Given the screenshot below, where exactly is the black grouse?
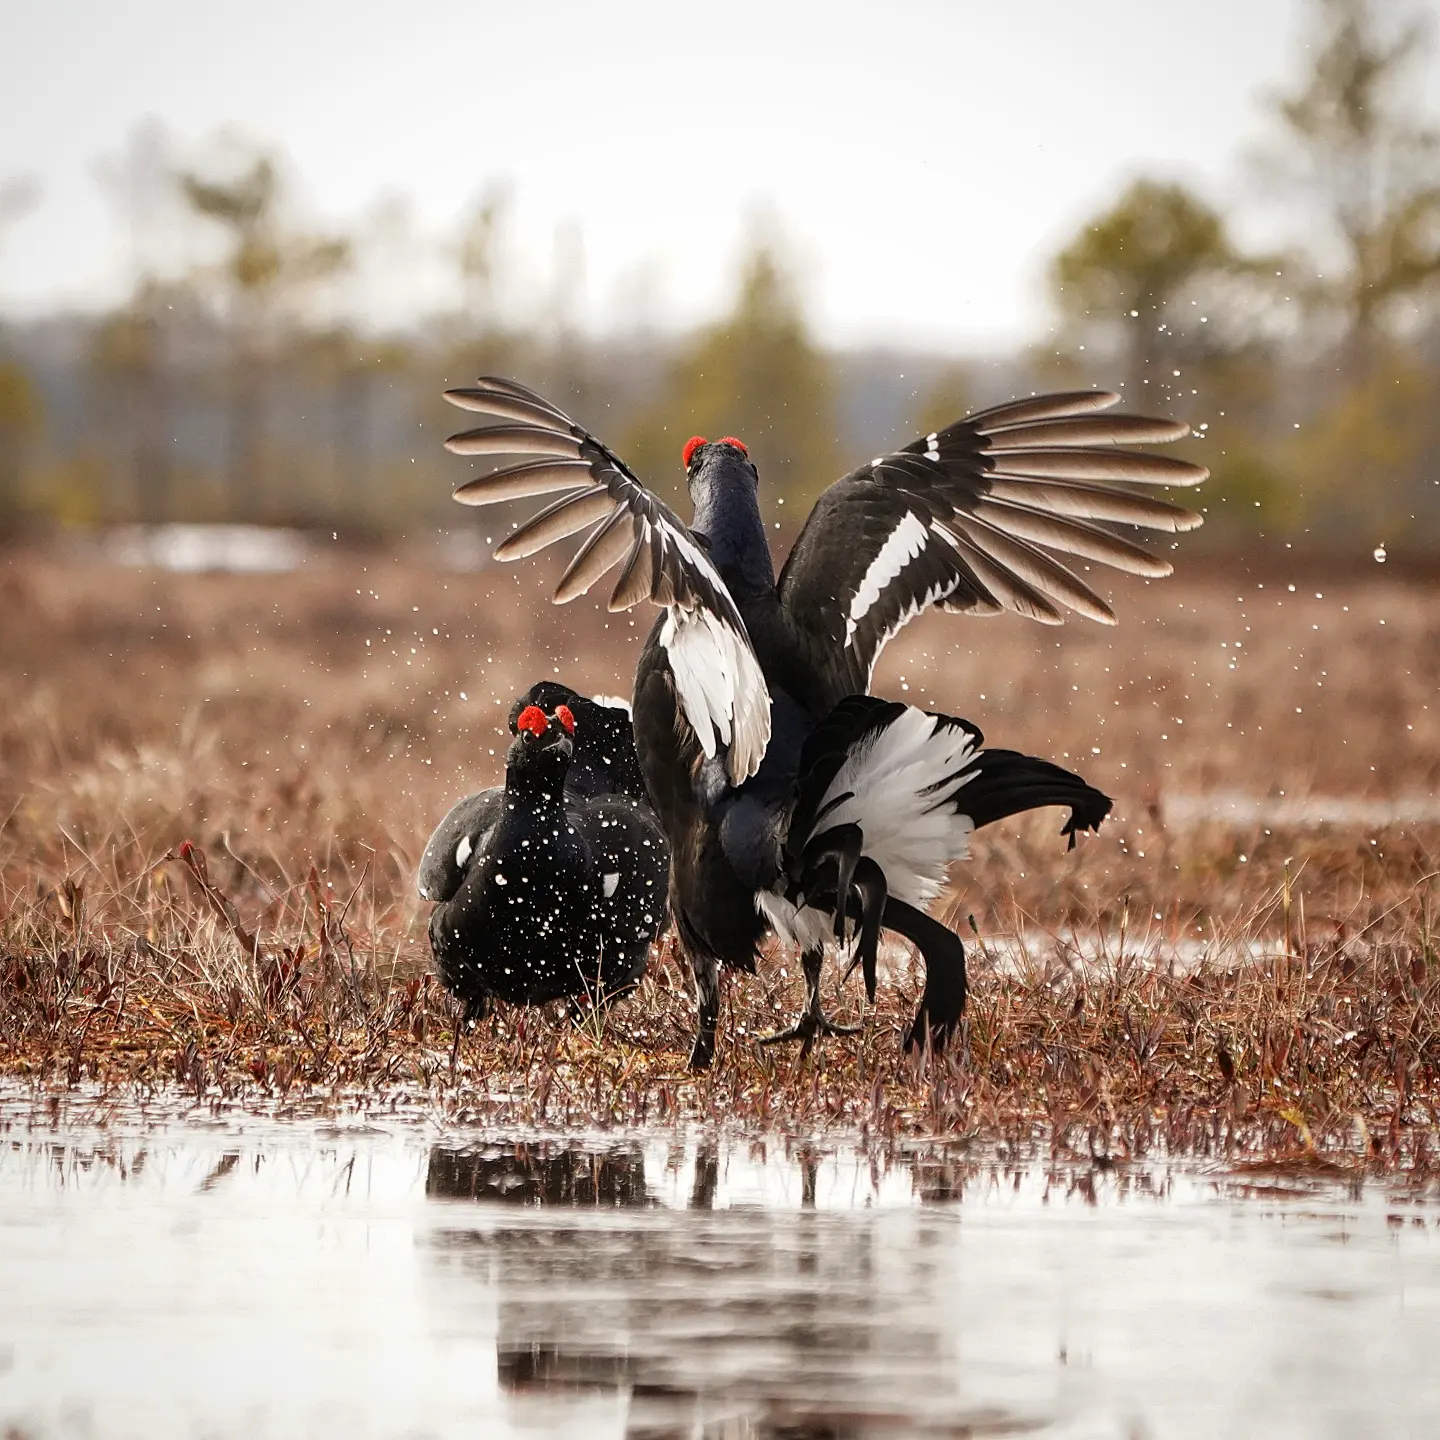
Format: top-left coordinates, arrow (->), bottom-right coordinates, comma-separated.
423,686 -> 669,1020
418,681 -> 650,904
440,378 -> 1206,1064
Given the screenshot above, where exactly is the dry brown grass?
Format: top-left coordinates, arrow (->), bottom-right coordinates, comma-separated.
1,540 -> 1437,1170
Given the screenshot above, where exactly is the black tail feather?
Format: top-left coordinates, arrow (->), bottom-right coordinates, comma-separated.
958,749 -> 1112,849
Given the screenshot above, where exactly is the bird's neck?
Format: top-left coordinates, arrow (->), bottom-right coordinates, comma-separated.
504,765 -> 566,806
691,477 -> 775,599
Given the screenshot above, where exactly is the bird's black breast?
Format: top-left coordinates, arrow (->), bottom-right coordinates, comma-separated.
429,797 -> 597,1007
632,605 -> 828,972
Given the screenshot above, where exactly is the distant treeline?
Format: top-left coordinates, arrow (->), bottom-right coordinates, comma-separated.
0,0 -> 1437,554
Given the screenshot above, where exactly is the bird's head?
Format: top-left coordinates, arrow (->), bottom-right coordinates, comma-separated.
505,702 -> 576,789
682,435 -> 773,593
683,434 -> 756,504
509,682 -> 618,736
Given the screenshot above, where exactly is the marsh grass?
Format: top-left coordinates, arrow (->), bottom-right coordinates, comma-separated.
1,543 -> 1437,1172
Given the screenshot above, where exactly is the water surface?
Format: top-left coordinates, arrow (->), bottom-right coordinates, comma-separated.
2,1094 -> 1437,1439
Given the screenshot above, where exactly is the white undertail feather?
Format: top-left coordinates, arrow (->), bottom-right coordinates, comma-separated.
811,709 -> 981,907
756,890 -> 841,953
659,605 -> 772,784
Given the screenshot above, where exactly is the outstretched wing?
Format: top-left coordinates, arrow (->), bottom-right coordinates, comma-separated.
776,391 -> 1207,701
443,378 -> 770,784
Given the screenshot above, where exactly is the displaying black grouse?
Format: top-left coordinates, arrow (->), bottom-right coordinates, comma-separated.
424,688 -> 668,1019
440,378 -> 1206,1064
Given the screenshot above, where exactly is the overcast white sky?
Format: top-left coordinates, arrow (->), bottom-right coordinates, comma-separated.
2,0 -> 1438,348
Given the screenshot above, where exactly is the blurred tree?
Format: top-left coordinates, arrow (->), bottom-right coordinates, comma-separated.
438,184 -> 528,405
456,182 -> 513,331
0,175 -> 43,533
908,361 -> 976,437
93,123 -> 192,523
1279,351 -> 1439,545
539,218 -> 590,405
89,286 -> 167,522
0,363 -> 41,533
1047,178 -> 1301,534
625,238 -> 836,511
1262,0 -> 1440,372
1241,0 -> 1440,545
179,145 -> 350,522
1049,178 -> 1274,403
298,324 -> 413,532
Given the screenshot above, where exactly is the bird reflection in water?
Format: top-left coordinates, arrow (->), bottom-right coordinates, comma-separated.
425,1141 -> 652,1208
422,1141 -> 1013,1440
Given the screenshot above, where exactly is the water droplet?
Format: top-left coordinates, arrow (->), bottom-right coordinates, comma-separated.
1373,546 -> 1387,563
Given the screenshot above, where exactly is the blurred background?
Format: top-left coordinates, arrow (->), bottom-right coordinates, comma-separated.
1,0 -> 1437,556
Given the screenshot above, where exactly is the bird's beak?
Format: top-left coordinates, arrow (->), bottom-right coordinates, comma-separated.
533,722 -> 572,757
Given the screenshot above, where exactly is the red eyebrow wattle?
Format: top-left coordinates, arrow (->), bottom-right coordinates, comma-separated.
682,436 -> 707,468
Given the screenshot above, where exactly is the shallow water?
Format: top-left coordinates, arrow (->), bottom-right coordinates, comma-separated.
1162,789 -> 1440,829
2,1096 -> 1438,1439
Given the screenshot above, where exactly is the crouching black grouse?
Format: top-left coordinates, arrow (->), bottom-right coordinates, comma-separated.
422,685 -> 668,1020
440,378 -> 1206,1065
418,682 -> 649,904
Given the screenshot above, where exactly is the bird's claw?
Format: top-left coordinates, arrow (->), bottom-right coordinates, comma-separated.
757,1010 -> 862,1053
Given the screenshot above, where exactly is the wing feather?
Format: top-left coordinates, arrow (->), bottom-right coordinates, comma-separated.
777,390 -> 1205,703
443,379 -> 771,783
974,499 -> 1175,578
608,528 -> 657,611
984,478 -> 1203,531
938,513 -> 1117,625
444,424 -> 584,459
493,486 -> 614,560
960,391 -> 1121,428
453,459 -> 593,505
442,387 -> 576,428
986,447 -> 1205,485
554,506 -> 637,604
935,529 -> 1067,625
980,414 -> 1191,447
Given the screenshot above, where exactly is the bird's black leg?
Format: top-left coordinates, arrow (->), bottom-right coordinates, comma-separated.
836,856 -> 889,1003
882,898 -> 968,1054
688,948 -> 721,1071
758,945 -> 862,1053
449,989 -> 489,1073
792,825 -> 863,944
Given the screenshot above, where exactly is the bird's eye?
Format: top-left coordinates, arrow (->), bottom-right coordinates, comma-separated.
555,704 -> 576,734
682,436 -> 707,469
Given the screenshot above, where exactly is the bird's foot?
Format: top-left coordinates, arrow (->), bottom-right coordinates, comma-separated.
688,1029 -> 717,1071
757,1009 -> 862,1054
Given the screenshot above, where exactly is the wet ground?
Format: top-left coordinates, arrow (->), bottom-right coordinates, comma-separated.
2,1092 -> 1438,1439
